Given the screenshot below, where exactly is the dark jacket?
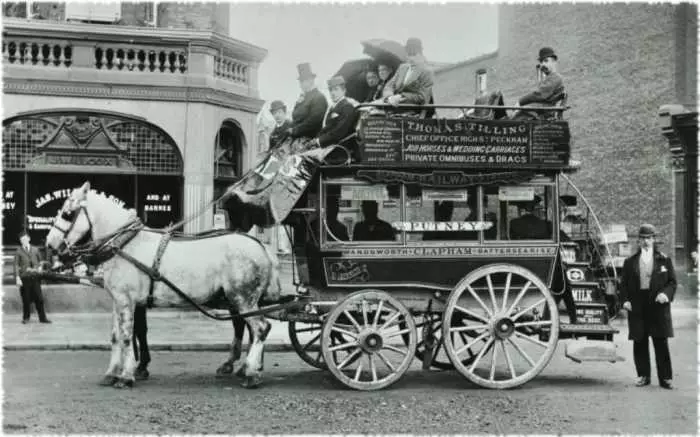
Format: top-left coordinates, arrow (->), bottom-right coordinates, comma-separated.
352,219 -> 396,242
509,214 -> 551,240
519,71 -> 565,106
269,120 -> 291,150
318,97 -> 357,148
619,249 -> 677,340
14,245 -> 42,279
290,88 -> 328,139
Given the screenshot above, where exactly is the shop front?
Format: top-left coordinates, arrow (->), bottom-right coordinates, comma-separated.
2,109 -> 183,248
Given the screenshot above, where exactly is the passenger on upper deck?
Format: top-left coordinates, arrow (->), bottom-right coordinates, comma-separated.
363,68 -> 380,103
268,100 -> 291,150
511,47 -> 565,121
509,197 -> 551,240
353,200 -> 396,242
374,63 -> 395,100
382,38 -> 434,117
287,63 -> 329,140
309,76 -> 358,150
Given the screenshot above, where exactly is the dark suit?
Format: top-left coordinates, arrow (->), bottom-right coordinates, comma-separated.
352,220 -> 396,242
269,120 -> 291,150
619,249 -> 677,381
290,88 -> 328,139
14,245 -> 49,322
509,214 -> 551,240
318,98 -> 358,148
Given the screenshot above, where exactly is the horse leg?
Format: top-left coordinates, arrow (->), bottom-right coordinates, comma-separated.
217,309 -> 246,375
114,297 -> 137,389
99,305 -> 122,386
240,314 -> 271,389
133,305 -> 150,380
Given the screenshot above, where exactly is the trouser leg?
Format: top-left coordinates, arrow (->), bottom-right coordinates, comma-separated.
633,338 -> 651,378
19,284 -> 31,321
652,337 -> 672,381
30,281 -> 49,322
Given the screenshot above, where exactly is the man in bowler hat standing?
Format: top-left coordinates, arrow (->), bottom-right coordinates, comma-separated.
287,63 -> 328,140
14,230 -> 51,324
312,75 -> 358,150
268,100 -> 291,150
620,224 -> 677,389
512,47 -> 565,120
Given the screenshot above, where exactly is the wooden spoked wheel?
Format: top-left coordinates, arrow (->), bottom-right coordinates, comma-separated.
288,321 -> 327,369
289,320 -> 358,370
321,290 -> 417,391
443,264 -> 560,389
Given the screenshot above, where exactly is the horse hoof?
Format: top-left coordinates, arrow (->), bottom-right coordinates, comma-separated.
234,363 -> 247,378
216,363 -> 234,375
113,379 -> 134,389
98,376 -> 118,386
134,368 -> 150,380
241,375 -> 262,389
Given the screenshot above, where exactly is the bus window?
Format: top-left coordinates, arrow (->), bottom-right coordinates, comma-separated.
403,187 -> 481,243
484,184 -> 556,241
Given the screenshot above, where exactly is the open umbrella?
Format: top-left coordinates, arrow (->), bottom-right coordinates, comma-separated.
361,39 -> 407,70
335,58 -> 376,102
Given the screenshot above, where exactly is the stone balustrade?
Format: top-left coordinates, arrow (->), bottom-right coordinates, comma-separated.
2,18 -> 267,100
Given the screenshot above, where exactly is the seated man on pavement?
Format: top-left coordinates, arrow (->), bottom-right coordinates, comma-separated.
309,75 -> 358,152
352,200 -> 396,242
511,47 -> 565,121
380,37 -> 434,118
509,196 -> 552,240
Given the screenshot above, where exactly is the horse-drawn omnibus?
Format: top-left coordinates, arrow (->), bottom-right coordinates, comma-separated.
44,101 -> 625,391
278,103 -> 624,390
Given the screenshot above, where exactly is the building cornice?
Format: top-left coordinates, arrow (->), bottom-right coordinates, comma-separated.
2,17 -> 268,63
3,78 -> 265,114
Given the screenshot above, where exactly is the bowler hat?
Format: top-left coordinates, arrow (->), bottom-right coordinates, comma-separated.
327,75 -> 346,89
406,37 -> 423,56
297,62 -> 316,80
637,223 -> 657,237
538,47 -> 558,62
269,100 -> 286,113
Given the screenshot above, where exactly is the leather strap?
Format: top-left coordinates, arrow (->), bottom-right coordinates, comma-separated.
146,232 -> 172,308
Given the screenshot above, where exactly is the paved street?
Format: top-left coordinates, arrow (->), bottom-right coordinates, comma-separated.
3,305 -> 697,434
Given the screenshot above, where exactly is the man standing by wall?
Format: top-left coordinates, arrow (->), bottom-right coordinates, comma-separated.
14,230 -> 51,324
620,224 -> 677,389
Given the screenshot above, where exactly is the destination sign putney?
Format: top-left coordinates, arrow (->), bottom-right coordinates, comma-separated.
358,118 -> 570,168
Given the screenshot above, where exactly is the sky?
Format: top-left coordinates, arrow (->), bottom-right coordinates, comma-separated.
227,3 -> 499,127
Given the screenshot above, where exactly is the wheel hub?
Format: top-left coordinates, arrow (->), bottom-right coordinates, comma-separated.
358,330 -> 384,353
493,317 -> 515,340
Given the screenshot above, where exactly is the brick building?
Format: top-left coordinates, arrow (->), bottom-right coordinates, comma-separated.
433,3 -> 697,266
2,2 -> 267,251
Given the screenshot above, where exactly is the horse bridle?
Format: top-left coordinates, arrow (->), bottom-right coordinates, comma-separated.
51,204 -> 94,254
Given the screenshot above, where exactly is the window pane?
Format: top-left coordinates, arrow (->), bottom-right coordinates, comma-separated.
323,183 -> 400,243
2,172 -> 25,246
404,186 -> 481,242
484,184 -> 555,241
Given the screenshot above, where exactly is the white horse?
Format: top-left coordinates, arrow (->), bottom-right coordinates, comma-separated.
45,182 -> 281,388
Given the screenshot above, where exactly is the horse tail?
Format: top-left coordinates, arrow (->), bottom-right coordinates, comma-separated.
260,242 -> 282,303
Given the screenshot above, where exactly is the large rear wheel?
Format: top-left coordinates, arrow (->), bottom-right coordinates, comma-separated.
443,264 -> 559,389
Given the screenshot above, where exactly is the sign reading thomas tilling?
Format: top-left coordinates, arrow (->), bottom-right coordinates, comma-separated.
359,118 -> 570,167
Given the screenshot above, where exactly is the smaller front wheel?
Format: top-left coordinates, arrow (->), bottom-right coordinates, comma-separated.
321,290 -> 417,391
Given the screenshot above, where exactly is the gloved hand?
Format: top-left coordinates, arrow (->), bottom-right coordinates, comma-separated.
655,293 -> 669,304
16,276 -> 22,287
622,301 -> 632,312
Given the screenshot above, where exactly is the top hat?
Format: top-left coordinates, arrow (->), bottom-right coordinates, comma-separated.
538,47 -> 558,62
297,62 -> 316,80
269,100 -> 286,113
327,75 -> 346,89
637,223 -> 657,237
406,37 -> 423,56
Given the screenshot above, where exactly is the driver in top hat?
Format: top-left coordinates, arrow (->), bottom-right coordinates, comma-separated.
512,47 -> 565,120
310,75 -> 358,150
287,63 -> 328,140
